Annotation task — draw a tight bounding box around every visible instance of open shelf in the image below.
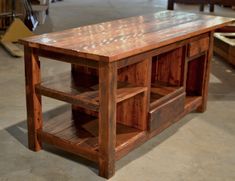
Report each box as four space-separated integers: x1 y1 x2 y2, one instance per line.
39 109 145 162
150 81 184 109
184 54 205 112
36 72 147 112
150 47 185 110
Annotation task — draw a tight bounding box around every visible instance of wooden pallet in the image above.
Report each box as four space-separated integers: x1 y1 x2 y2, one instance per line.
214 32 235 66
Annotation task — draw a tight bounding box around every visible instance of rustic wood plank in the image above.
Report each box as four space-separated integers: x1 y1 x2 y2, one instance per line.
181 46 188 90
24 47 42 151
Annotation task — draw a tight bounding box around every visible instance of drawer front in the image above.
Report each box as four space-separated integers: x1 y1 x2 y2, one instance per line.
149 93 185 132
188 37 209 57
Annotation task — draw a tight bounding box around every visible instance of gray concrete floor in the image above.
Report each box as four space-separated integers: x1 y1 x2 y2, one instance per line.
0 0 235 180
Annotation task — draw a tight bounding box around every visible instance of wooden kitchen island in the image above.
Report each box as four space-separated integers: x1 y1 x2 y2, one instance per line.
20 11 234 179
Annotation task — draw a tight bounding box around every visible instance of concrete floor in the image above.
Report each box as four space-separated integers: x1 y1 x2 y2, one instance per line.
0 0 235 180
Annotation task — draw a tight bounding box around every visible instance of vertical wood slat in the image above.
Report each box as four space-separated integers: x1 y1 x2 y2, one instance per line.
181 46 188 89
98 62 117 179
197 31 214 112
0 0 25 29
24 46 42 151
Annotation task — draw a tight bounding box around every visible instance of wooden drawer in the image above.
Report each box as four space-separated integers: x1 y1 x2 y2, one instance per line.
149 93 185 132
188 36 209 57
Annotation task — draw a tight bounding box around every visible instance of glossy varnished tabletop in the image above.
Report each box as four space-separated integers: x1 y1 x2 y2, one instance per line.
20 11 234 62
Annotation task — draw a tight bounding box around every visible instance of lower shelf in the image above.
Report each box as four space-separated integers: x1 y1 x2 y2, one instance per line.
39 110 145 162
184 96 203 112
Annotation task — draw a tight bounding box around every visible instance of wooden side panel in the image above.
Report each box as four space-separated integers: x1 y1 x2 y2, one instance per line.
117 93 145 129
149 93 185 132
152 47 183 87
117 58 151 130
20 11 233 62
24 47 42 151
98 62 117 179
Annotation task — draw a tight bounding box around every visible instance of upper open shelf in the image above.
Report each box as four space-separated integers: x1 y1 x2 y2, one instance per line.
36 72 147 111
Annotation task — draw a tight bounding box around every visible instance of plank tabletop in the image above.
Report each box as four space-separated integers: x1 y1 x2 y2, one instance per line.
20 10 234 62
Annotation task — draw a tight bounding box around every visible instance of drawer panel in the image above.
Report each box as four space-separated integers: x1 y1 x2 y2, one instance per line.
188 37 209 57
149 93 185 132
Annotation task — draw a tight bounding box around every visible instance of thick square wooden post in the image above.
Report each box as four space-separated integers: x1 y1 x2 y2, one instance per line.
197 31 214 112
24 46 42 151
200 4 204 12
98 62 117 179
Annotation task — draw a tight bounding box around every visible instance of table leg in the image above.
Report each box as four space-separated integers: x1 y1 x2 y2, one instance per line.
209 4 215 12
197 31 214 112
98 62 117 178
24 47 42 151
167 0 174 10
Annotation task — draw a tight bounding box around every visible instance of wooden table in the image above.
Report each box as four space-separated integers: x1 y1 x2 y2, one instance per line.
168 0 235 12
20 11 233 179
214 32 235 66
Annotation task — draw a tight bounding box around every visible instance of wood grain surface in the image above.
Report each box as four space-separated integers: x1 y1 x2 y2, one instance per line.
20 11 234 62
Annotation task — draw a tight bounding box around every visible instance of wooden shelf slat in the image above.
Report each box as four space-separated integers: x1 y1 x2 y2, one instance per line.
39 110 145 161
36 72 147 112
